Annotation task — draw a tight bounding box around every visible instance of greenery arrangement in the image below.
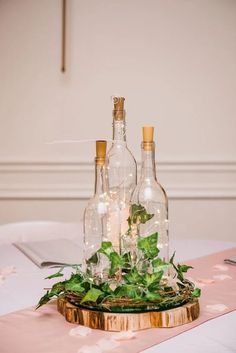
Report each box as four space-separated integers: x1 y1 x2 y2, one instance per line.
37 204 200 313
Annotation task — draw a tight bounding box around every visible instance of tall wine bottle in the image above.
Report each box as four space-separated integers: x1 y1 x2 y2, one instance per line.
131 127 169 261
83 140 119 275
107 96 137 238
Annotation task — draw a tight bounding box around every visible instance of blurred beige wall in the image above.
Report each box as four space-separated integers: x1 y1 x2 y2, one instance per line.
0 0 235 240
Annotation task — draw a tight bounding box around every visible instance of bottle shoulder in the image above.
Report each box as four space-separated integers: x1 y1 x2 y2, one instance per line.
84 194 106 209
107 151 136 173
107 144 136 163
131 178 168 204
84 193 119 213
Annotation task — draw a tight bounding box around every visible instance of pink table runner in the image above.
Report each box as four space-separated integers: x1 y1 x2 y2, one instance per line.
0 247 236 353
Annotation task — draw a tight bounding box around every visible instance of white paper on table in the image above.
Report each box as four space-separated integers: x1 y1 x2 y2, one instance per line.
13 238 82 268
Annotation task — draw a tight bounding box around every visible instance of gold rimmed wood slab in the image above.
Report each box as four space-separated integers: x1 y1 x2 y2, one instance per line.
57 297 200 331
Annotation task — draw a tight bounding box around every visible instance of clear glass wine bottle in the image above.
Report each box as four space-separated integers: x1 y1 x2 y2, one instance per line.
83 140 120 277
107 97 137 241
131 127 169 262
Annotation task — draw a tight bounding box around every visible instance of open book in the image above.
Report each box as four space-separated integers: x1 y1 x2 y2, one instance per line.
14 238 83 268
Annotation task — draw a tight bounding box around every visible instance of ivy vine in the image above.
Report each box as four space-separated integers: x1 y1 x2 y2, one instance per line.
37 204 200 312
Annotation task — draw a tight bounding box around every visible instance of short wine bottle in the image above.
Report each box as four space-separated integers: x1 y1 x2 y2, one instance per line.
131 127 169 261
107 97 137 238
83 140 120 276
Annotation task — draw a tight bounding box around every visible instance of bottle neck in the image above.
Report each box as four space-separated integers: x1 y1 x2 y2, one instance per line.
112 118 127 144
140 142 157 180
94 163 109 195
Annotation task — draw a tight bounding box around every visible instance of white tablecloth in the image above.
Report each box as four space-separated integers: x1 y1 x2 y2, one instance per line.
0 237 236 352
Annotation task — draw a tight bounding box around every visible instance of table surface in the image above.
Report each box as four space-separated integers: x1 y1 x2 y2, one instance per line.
0 237 236 353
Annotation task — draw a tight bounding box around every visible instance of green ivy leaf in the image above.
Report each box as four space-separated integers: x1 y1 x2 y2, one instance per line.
109 252 123 275
139 259 150 273
177 272 184 282
98 241 113 258
127 204 154 234
70 273 84 281
178 264 193 273
169 251 176 264
114 284 142 300
45 270 64 280
64 281 84 293
139 212 154 224
50 282 65 296
191 288 201 298
81 281 91 292
128 204 154 225
36 291 53 309
177 264 193 282
121 252 132 270
86 252 99 265
145 291 162 302
123 267 142 284
37 280 66 309
138 233 159 259
101 282 114 294
143 270 163 290
152 258 169 272
169 251 179 273
80 288 103 304
130 204 144 224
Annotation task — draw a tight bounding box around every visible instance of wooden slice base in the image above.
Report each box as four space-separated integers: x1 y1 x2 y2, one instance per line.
57 298 200 331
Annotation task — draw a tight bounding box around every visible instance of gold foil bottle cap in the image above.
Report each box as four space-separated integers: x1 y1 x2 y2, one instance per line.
142 126 154 151
96 140 107 165
113 96 125 121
